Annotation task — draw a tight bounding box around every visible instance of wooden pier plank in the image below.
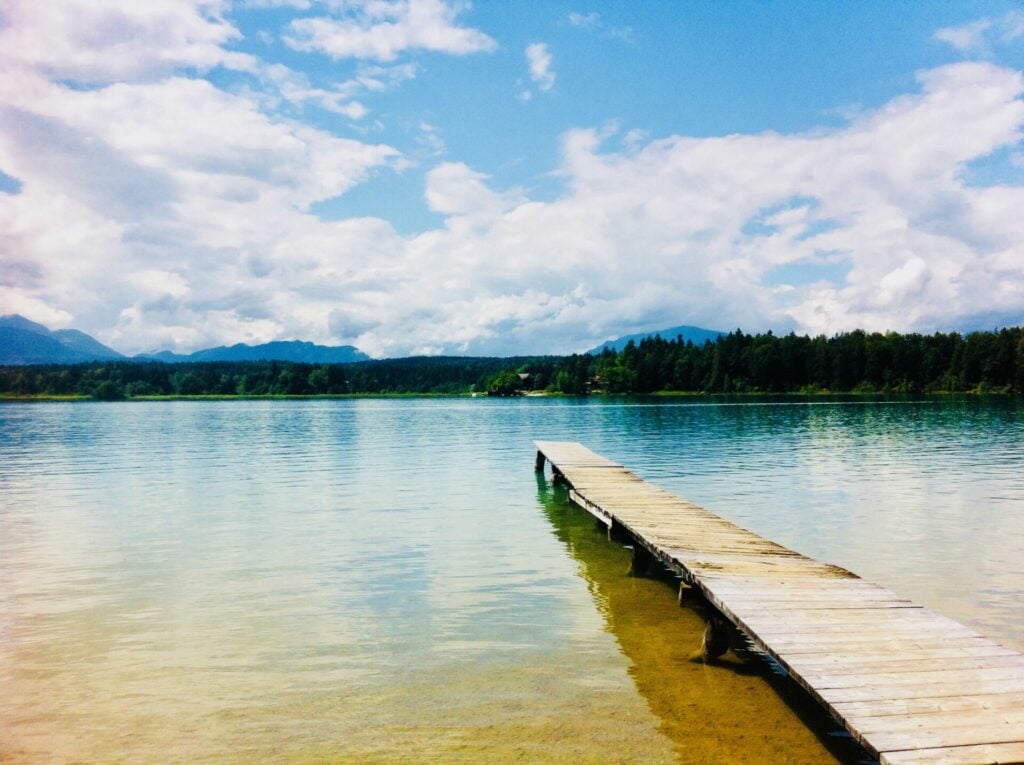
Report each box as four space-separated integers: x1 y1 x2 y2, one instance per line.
857 708 1024 735
807 665 1024 690
881 742 1024 765
783 653 1024 676
869 724 1024 756
534 441 1024 765
833 692 1024 718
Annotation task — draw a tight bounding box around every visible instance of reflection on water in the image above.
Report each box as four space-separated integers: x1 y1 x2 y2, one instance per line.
1 397 1022 762
535 476 865 764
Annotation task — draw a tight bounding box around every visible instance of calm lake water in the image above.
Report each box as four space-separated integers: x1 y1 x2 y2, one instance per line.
2 397 1022 763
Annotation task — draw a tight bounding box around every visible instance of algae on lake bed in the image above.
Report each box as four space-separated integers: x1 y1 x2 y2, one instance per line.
535 479 866 765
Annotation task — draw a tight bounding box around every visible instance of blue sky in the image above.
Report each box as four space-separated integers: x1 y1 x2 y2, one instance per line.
1 1 1023 356
230 1 1024 232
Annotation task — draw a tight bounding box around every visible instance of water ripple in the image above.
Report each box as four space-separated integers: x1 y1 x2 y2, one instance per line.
1 397 1022 762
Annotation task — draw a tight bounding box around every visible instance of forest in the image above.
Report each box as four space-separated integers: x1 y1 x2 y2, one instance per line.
0 327 1021 398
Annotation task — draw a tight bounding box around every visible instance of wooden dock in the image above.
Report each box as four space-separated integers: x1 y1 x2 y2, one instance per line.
534 441 1024 765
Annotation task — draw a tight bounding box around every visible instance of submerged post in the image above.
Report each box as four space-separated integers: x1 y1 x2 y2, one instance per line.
677 582 695 606
608 518 629 542
534 450 546 473
701 614 732 662
629 542 654 576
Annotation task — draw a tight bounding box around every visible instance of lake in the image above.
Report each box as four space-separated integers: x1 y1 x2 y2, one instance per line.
2 397 1022 763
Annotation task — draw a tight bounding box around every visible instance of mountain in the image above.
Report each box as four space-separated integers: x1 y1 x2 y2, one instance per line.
0 314 124 365
51 328 125 359
587 324 725 354
139 340 369 364
1 315 369 366
0 314 51 335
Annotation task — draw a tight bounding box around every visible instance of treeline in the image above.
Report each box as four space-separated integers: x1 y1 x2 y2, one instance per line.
0 328 1021 398
0 357 560 399
560 327 1024 395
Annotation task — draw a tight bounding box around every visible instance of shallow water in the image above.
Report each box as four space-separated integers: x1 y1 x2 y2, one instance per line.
1 397 1021 762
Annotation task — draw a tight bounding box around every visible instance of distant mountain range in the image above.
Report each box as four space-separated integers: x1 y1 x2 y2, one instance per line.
587 324 724 354
139 341 369 364
1 314 725 367
0 314 369 366
0 314 125 364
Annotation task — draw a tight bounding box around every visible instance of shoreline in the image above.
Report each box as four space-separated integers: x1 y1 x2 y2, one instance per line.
0 390 1015 402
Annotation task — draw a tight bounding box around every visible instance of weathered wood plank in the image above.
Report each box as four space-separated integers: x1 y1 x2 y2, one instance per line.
858 708 1024 735
740 608 968 626
868 723 1024 756
785 653 1024 676
881 742 1024 765
832 692 1024 719
808 665 1024 691
818 676 1024 704
772 636 1011 655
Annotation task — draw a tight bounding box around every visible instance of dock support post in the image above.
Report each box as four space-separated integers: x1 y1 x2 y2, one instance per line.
678 582 695 606
608 518 629 542
534 451 546 473
701 615 732 662
629 543 654 576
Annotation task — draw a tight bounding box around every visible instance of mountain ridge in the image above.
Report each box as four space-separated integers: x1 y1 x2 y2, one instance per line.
587 324 725 354
0 315 369 366
137 340 369 364
3 315 725 366
0 315 124 365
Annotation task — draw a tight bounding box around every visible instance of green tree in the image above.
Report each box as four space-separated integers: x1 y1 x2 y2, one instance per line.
488 370 522 395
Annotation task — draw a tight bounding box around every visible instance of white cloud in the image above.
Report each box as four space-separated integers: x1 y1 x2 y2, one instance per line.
0 0 255 83
255 61 418 119
567 11 633 42
0 2 405 353
381 61 1024 353
424 162 521 217
284 0 496 61
416 121 446 158
259 63 369 117
935 18 993 52
339 63 419 96
1 1 1023 358
243 0 312 8
526 43 555 92
1006 11 1024 41
568 12 600 31
935 11 1024 53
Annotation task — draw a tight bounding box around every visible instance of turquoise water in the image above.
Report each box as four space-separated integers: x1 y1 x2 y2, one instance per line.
1 397 1022 762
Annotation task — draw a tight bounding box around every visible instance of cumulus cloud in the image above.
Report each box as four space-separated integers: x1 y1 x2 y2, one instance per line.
386 61 1024 353
0 0 255 83
0 0 404 351
283 0 496 61
424 162 521 217
2 2 1023 357
525 43 556 92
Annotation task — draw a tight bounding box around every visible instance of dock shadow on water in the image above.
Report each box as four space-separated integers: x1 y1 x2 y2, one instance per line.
535 475 869 765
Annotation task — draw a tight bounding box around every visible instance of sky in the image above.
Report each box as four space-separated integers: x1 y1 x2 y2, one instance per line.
1 1 1023 357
